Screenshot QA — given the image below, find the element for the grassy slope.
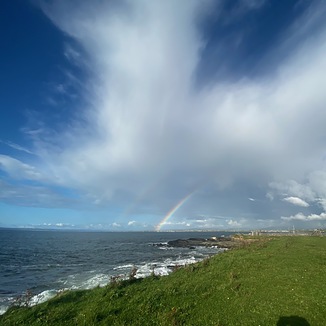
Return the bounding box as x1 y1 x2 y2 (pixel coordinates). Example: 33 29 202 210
1 236 326 325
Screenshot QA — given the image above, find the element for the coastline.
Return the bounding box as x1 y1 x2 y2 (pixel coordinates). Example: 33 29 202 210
0 230 227 315
2 236 325 325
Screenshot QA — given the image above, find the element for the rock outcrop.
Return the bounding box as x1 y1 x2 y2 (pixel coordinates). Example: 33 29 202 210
167 236 239 249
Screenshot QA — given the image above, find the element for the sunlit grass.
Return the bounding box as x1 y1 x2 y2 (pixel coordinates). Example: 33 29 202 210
1 236 326 325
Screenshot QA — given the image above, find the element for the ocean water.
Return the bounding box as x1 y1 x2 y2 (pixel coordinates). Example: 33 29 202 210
0 229 231 315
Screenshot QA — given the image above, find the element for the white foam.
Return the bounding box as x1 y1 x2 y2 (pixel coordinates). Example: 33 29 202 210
58 272 111 291
153 267 171 276
134 263 162 278
113 264 134 270
81 273 110 289
0 296 16 315
0 306 8 315
130 255 205 278
29 290 57 306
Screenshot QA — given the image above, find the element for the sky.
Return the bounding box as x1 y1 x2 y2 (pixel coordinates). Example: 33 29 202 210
1 0 326 231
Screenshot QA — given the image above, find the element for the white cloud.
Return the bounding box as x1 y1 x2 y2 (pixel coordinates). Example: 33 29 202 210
37 1 326 205
281 212 326 221
282 196 309 207
269 180 316 202
2 1 326 228
227 219 241 227
0 155 44 181
269 172 326 211
30 223 76 229
164 221 191 227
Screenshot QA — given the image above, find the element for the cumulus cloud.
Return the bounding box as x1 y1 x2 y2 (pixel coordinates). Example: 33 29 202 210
269 180 316 202
269 170 326 211
227 219 241 227
2 1 326 227
282 196 309 207
281 212 326 221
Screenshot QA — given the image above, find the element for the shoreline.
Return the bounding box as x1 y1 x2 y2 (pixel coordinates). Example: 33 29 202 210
2 236 325 325
165 234 257 249
0 236 225 315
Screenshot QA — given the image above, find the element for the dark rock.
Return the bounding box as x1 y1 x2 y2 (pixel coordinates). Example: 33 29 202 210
167 237 238 249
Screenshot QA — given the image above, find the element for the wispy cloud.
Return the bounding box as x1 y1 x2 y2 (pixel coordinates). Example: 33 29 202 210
0 155 44 181
0 140 34 155
0 179 79 208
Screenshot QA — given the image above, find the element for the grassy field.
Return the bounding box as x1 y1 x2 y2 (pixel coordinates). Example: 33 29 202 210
1 236 326 325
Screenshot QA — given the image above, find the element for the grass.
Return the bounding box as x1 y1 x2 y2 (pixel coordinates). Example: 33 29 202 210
1 236 326 325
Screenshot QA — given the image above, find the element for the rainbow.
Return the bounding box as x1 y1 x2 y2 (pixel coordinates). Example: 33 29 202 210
155 192 194 231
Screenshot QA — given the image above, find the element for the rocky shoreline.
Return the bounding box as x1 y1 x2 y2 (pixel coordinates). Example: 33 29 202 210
154 236 244 249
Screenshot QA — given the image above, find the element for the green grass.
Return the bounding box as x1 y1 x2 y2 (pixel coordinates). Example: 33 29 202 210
1 236 326 325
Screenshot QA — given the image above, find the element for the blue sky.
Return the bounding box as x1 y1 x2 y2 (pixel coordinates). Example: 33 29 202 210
1 0 326 231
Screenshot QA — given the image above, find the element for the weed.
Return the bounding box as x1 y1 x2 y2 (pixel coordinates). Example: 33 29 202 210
171 264 183 272
109 274 123 287
11 289 33 308
129 265 138 280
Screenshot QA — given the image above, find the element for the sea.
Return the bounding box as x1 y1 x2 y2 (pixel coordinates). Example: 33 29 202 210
0 229 233 315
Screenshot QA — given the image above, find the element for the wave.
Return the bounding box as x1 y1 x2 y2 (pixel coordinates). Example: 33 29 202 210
113 264 135 270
